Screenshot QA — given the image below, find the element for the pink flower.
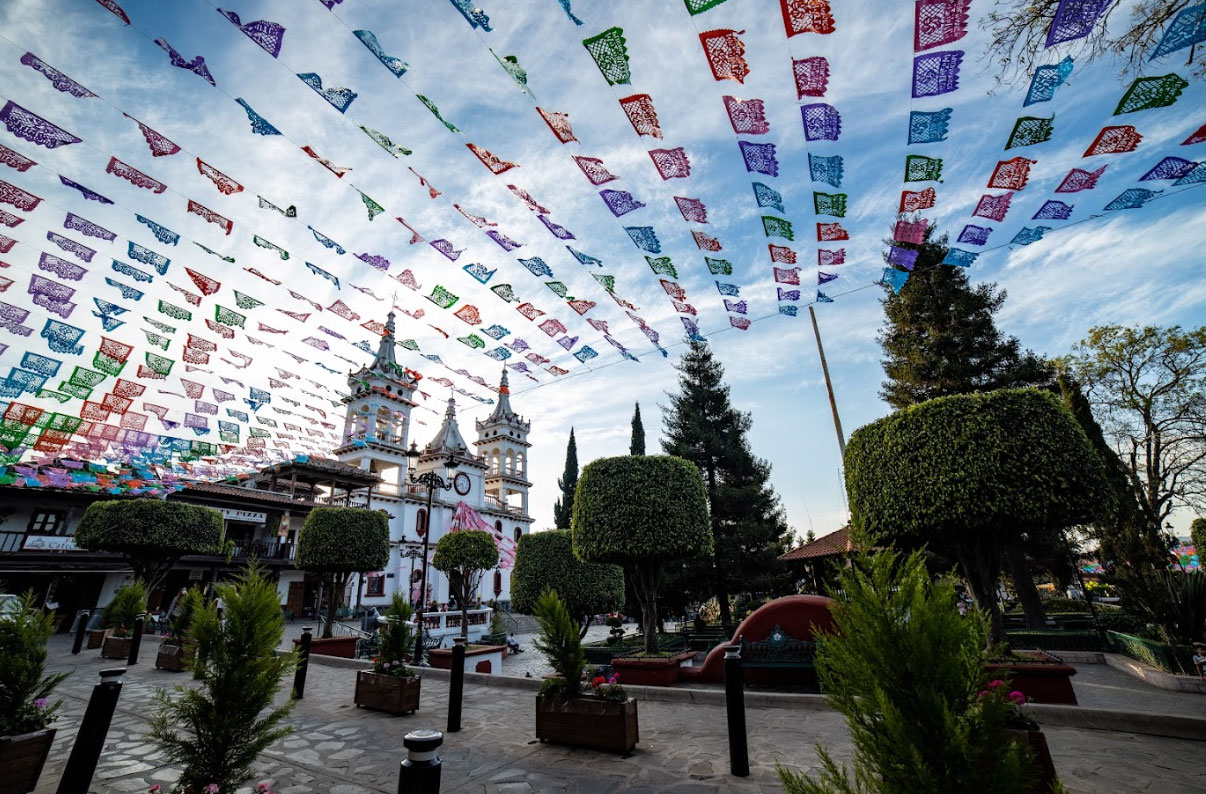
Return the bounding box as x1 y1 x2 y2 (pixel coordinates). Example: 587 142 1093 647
977 690 988 698
149 786 161 793
608 675 617 685
988 679 1005 689
1009 690 1026 705
203 785 219 794
34 697 48 709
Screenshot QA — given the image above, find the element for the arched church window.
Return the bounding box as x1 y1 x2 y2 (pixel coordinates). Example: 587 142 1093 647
416 508 428 538
514 527 522 544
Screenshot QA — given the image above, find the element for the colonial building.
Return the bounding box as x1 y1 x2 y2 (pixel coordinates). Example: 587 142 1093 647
329 311 531 612
0 312 532 623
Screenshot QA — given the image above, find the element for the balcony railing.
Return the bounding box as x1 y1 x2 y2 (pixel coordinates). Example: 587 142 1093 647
482 495 524 515
409 607 494 649
230 540 294 561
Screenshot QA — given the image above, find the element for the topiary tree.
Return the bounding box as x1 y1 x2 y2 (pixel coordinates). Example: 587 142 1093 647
432 530 499 639
573 455 712 654
76 500 224 598
511 530 624 637
845 388 1113 645
296 508 389 638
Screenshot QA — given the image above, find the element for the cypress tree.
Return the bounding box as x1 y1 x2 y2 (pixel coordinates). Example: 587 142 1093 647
662 339 791 630
630 402 646 455
552 428 578 529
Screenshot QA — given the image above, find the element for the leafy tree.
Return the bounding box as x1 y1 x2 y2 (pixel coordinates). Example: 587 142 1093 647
533 589 587 700
296 508 390 638
662 339 792 629
630 402 646 455
511 529 624 637
0 591 69 735
432 530 499 639
1067 325 1206 534
880 230 1054 627
778 551 1041 794
552 428 578 529
879 231 1052 411
845 389 1113 644
1192 518 1206 558
150 564 295 792
76 500 223 597
986 0 1204 83
573 455 712 653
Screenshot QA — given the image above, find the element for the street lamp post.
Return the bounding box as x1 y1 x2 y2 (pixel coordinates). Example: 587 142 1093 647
406 441 459 665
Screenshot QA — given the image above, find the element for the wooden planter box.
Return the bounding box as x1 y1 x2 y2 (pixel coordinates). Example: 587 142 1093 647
1008 729 1058 794
986 651 1078 705
354 671 421 715
101 635 132 660
86 629 106 649
0 728 56 794
535 696 638 754
610 651 695 687
155 643 187 672
294 635 357 658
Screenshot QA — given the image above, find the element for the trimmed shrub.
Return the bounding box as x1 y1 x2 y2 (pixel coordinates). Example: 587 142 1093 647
296 508 390 638
844 389 1112 643
511 530 624 635
573 455 711 653
432 530 499 638
76 500 223 595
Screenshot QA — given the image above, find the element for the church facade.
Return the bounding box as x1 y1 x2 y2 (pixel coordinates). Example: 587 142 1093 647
330 311 533 611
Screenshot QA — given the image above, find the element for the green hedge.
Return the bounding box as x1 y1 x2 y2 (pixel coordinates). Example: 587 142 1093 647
845 389 1111 546
77 500 224 558
296 508 390 573
510 530 623 617
1107 630 1197 675
572 455 712 564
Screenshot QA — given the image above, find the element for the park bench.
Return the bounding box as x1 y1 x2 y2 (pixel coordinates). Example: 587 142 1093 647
738 624 818 672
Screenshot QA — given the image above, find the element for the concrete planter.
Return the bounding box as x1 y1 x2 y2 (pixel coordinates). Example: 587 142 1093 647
155 643 187 672
101 635 132 660
354 671 421 715
0 728 56 794
535 696 638 754
429 644 505 675
986 651 1077 705
610 651 696 687
1008 729 1057 794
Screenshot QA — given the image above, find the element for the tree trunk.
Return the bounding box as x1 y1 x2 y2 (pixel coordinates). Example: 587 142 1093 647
707 466 732 632
323 573 343 639
1003 544 1047 629
956 541 1007 647
578 616 591 639
630 563 661 654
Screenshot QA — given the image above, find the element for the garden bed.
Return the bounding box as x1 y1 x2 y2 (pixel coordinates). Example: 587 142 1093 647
985 650 1077 704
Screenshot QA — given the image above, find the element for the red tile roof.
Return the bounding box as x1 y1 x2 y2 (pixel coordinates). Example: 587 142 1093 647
779 526 852 561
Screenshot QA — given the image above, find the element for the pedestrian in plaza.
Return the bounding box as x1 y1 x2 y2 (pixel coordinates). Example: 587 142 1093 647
166 587 188 620
1192 642 1206 680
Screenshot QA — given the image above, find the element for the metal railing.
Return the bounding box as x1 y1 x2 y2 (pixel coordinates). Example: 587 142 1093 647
230 540 294 561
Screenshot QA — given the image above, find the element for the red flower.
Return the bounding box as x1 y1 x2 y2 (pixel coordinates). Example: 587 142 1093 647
591 676 606 688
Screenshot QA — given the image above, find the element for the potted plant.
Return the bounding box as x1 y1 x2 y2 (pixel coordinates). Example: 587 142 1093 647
533 589 638 754
0 591 69 794
101 581 146 660
156 588 201 673
354 594 421 715
976 681 1058 794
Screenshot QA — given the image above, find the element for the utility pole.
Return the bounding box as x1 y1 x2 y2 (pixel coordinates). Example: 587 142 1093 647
809 305 846 460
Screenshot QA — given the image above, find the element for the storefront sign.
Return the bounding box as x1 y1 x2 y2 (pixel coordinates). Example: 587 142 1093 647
22 534 79 551
218 507 267 524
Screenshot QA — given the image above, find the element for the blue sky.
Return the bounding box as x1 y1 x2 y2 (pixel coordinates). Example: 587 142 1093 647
0 0 1203 539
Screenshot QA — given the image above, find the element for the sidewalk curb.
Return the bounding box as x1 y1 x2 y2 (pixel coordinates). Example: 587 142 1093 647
305 655 1206 741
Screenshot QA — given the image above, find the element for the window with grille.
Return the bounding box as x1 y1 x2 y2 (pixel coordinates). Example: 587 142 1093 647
28 510 65 534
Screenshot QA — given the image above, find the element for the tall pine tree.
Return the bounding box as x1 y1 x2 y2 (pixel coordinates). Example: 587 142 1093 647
630 402 646 455
662 340 791 630
880 229 1054 627
552 428 578 529
879 231 1050 410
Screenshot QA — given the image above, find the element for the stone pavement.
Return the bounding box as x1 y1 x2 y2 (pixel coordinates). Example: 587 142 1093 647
33 637 1206 794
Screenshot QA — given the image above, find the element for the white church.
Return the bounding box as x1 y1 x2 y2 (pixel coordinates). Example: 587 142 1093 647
327 310 534 616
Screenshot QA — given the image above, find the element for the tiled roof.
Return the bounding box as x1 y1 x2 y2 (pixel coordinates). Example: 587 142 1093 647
779 526 852 561
179 482 319 508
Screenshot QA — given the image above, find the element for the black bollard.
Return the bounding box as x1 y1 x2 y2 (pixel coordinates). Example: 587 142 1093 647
71 609 91 655
126 615 145 666
293 626 313 699
55 668 125 794
723 644 749 777
398 729 443 794
447 637 466 733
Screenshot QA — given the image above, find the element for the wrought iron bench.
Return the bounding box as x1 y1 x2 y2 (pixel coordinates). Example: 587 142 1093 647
738 625 817 670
